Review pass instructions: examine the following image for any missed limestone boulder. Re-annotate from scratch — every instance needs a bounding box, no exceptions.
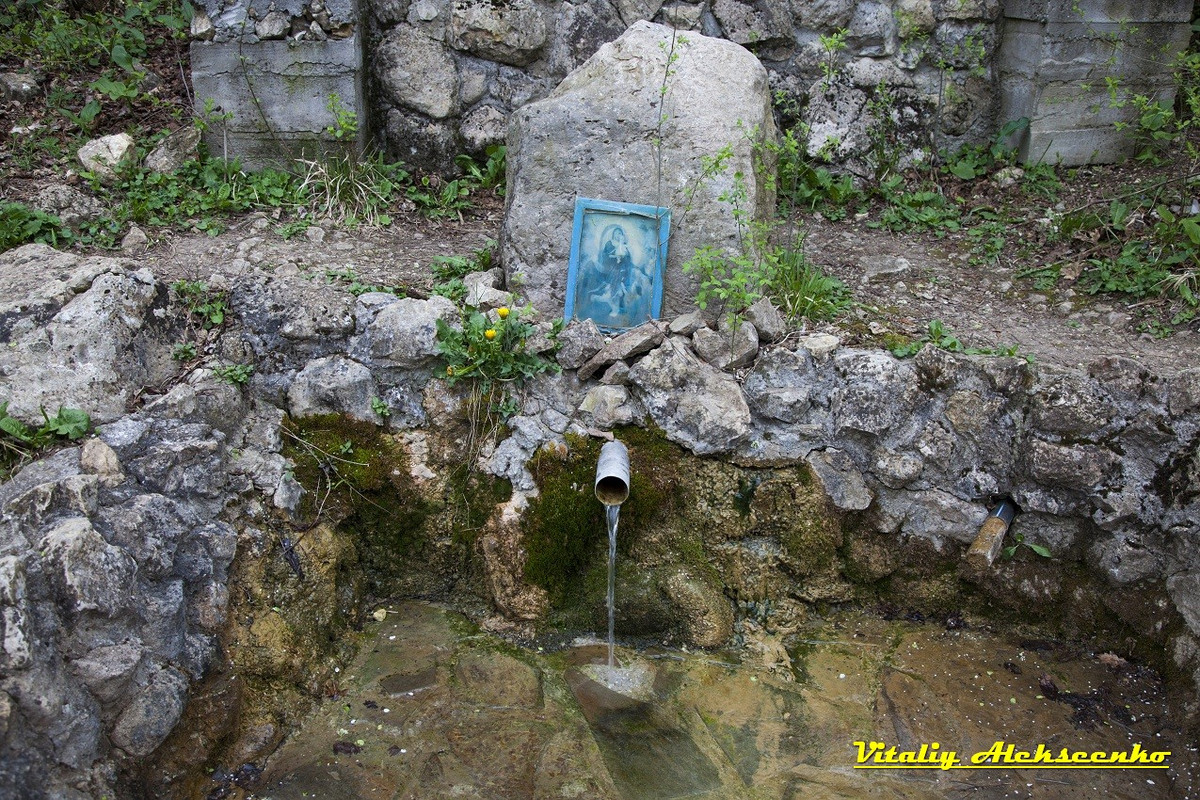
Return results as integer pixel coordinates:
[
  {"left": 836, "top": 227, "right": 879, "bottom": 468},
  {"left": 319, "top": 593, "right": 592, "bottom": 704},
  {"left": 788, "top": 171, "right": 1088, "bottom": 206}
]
[
  {"left": 254, "top": 10, "right": 290, "bottom": 39},
  {"left": 463, "top": 268, "right": 509, "bottom": 309},
  {"left": 376, "top": 24, "right": 458, "bottom": 119},
  {"left": 794, "top": 0, "right": 856, "bottom": 29},
  {"left": 503, "top": 21, "right": 775, "bottom": 322},
  {"left": 109, "top": 666, "right": 190, "bottom": 757},
  {"left": 145, "top": 126, "right": 201, "bottom": 174},
  {"left": 692, "top": 317, "right": 759, "bottom": 370},
  {"left": 448, "top": 0, "right": 547, "bottom": 66},
  {"left": 460, "top": 104, "right": 508, "bottom": 151},
  {"left": 232, "top": 274, "right": 357, "bottom": 368},
  {"left": 578, "top": 384, "right": 642, "bottom": 428},
  {"left": 744, "top": 296, "right": 786, "bottom": 342},
  {"left": 846, "top": 0, "right": 896, "bottom": 57},
  {"left": 40, "top": 517, "right": 136, "bottom": 618},
  {"left": 743, "top": 347, "right": 815, "bottom": 423},
  {"left": 545, "top": 0, "right": 626, "bottom": 74},
  {"left": 0, "top": 248, "right": 174, "bottom": 424},
  {"left": 807, "top": 448, "right": 873, "bottom": 511},
  {"left": 1025, "top": 439, "right": 1120, "bottom": 491},
  {"left": 32, "top": 184, "right": 106, "bottom": 232},
  {"left": 0, "top": 72, "right": 39, "bottom": 103},
  {"left": 287, "top": 355, "right": 378, "bottom": 421},
  {"left": 577, "top": 322, "right": 664, "bottom": 380},
  {"left": 555, "top": 318, "right": 605, "bottom": 369},
  {"left": 872, "top": 487, "right": 987, "bottom": 546},
  {"left": 628, "top": 338, "right": 751, "bottom": 455},
  {"left": 1030, "top": 368, "right": 1114, "bottom": 436},
  {"left": 712, "top": 0, "right": 794, "bottom": 46},
  {"left": 0, "top": 244, "right": 123, "bottom": 341},
  {"left": 360, "top": 295, "right": 460, "bottom": 368},
  {"left": 830, "top": 349, "right": 920, "bottom": 437},
  {"left": 77, "top": 133, "right": 136, "bottom": 182}
]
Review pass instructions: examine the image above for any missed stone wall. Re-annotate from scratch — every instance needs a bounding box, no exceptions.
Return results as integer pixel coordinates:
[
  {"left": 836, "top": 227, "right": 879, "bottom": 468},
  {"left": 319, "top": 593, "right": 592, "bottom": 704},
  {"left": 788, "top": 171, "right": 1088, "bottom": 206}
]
[
  {"left": 187, "top": 0, "right": 1195, "bottom": 172},
  {"left": 999, "top": 0, "right": 1193, "bottom": 164},
  {"left": 2, "top": 243, "right": 1199, "bottom": 797},
  {"left": 190, "top": 0, "right": 366, "bottom": 167},
  {"left": 362, "top": 0, "right": 1011, "bottom": 174}
]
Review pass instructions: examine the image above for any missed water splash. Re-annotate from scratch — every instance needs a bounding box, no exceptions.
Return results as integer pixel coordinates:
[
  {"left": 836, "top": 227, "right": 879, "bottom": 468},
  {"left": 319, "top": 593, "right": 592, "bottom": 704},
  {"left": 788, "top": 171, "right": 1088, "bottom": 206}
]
[{"left": 606, "top": 503, "right": 619, "bottom": 668}]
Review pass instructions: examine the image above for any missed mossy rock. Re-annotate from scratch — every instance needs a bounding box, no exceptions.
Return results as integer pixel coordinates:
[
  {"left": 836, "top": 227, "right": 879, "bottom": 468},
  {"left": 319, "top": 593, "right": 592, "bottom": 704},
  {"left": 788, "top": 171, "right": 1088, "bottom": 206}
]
[
  {"left": 282, "top": 414, "right": 433, "bottom": 595},
  {"left": 748, "top": 470, "right": 844, "bottom": 578},
  {"left": 522, "top": 428, "right": 687, "bottom": 606}
]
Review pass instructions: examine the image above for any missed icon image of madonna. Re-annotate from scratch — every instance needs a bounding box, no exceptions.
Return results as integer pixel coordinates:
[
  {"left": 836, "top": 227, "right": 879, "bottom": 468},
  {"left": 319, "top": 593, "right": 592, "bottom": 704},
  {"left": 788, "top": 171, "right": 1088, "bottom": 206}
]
[{"left": 572, "top": 221, "right": 655, "bottom": 329}]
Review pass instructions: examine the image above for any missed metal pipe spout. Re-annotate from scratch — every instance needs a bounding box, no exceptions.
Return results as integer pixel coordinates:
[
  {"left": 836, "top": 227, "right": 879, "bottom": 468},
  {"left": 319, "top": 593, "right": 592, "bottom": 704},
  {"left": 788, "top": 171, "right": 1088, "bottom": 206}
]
[
  {"left": 966, "top": 497, "right": 1021, "bottom": 569},
  {"left": 595, "top": 440, "right": 630, "bottom": 507}
]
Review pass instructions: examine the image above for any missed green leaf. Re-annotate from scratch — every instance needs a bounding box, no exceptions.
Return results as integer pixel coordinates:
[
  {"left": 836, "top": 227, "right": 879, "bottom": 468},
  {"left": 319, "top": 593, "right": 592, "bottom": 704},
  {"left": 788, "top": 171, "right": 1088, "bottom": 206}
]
[
  {"left": 1027, "top": 543, "right": 1053, "bottom": 558},
  {"left": 0, "top": 415, "right": 34, "bottom": 443},
  {"left": 1181, "top": 218, "right": 1200, "bottom": 245},
  {"left": 111, "top": 42, "right": 135, "bottom": 72},
  {"left": 948, "top": 161, "right": 976, "bottom": 180},
  {"left": 40, "top": 407, "right": 91, "bottom": 440},
  {"left": 91, "top": 76, "right": 139, "bottom": 100},
  {"left": 1001, "top": 545, "right": 1017, "bottom": 560},
  {"left": 79, "top": 98, "right": 102, "bottom": 124}
]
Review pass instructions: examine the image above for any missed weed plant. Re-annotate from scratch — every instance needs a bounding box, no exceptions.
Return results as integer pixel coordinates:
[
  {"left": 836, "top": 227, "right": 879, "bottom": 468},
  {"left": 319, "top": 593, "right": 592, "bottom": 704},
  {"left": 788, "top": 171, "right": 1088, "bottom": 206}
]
[
  {"left": 765, "top": 247, "right": 851, "bottom": 322},
  {"left": 0, "top": 203, "right": 74, "bottom": 251},
  {"left": 436, "top": 305, "right": 557, "bottom": 396},
  {"left": 0, "top": 401, "right": 90, "bottom": 478},
  {"left": 890, "top": 320, "right": 1020, "bottom": 359},
  {"left": 171, "top": 280, "right": 229, "bottom": 328},
  {"left": 0, "top": 0, "right": 188, "bottom": 74},
  {"left": 213, "top": 363, "right": 254, "bottom": 385}
]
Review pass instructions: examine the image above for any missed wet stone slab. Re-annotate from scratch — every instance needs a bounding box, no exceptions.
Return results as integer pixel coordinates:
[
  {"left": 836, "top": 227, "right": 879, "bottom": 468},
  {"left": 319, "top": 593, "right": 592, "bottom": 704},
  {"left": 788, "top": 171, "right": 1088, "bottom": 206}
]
[{"left": 236, "top": 603, "right": 1198, "bottom": 800}]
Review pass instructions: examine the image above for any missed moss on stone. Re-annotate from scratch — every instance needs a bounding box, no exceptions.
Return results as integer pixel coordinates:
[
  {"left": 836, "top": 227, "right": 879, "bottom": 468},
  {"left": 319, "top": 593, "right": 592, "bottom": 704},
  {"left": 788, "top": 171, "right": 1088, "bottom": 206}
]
[
  {"left": 523, "top": 428, "right": 687, "bottom": 606},
  {"left": 282, "top": 414, "right": 432, "bottom": 594},
  {"left": 442, "top": 461, "right": 513, "bottom": 547},
  {"left": 749, "top": 469, "right": 844, "bottom": 578}
]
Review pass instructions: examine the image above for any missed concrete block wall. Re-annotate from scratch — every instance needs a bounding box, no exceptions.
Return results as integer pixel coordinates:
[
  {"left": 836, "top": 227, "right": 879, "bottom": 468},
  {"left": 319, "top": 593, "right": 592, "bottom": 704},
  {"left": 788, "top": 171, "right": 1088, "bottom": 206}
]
[
  {"left": 187, "top": 0, "right": 1196, "bottom": 172},
  {"left": 999, "top": 0, "right": 1193, "bottom": 165},
  {"left": 189, "top": 0, "right": 366, "bottom": 167}
]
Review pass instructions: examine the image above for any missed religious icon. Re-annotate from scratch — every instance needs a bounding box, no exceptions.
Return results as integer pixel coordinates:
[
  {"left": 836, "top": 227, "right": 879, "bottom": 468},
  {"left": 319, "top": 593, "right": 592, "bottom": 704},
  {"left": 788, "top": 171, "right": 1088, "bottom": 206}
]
[{"left": 564, "top": 197, "right": 670, "bottom": 331}]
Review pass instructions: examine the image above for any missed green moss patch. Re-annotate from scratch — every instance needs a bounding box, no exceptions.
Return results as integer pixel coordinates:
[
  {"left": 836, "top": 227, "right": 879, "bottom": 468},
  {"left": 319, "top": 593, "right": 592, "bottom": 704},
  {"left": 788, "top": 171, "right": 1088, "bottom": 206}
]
[
  {"left": 523, "top": 428, "right": 687, "bottom": 606},
  {"left": 282, "top": 414, "right": 431, "bottom": 593}
]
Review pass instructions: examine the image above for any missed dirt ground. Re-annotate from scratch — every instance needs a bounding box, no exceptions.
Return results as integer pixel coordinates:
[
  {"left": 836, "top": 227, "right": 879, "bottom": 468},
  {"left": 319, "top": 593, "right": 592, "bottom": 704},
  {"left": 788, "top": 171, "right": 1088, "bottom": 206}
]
[
  {"left": 116, "top": 198, "right": 1199, "bottom": 378},
  {"left": 135, "top": 201, "right": 502, "bottom": 295},
  {"left": 804, "top": 217, "right": 1200, "bottom": 376}
]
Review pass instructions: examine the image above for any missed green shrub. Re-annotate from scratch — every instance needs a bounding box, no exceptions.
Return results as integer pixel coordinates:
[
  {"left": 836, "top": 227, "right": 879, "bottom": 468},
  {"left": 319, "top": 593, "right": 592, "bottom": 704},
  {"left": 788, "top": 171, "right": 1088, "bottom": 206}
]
[
  {"left": 213, "top": 363, "right": 254, "bottom": 385},
  {"left": 1, "top": 401, "right": 91, "bottom": 476},
  {"left": 436, "top": 305, "right": 558, "bottom": 398},
  {"left": 171, "top": 280, "right": 229, "bottom": 328}
]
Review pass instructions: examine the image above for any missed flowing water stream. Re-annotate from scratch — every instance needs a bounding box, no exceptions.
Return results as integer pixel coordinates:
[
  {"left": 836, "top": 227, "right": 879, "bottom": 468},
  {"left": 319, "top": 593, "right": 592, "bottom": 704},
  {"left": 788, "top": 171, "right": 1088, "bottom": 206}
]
[{"left": 606, "top": 503, "right": 619, "bottom": 668}]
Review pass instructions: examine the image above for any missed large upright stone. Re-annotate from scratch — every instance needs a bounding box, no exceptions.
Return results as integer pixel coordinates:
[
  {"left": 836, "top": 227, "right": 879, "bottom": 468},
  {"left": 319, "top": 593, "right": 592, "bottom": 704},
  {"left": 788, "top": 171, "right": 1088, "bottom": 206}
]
[{"left": 502, "top": 21, "right": 775, "bottom": 322}]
